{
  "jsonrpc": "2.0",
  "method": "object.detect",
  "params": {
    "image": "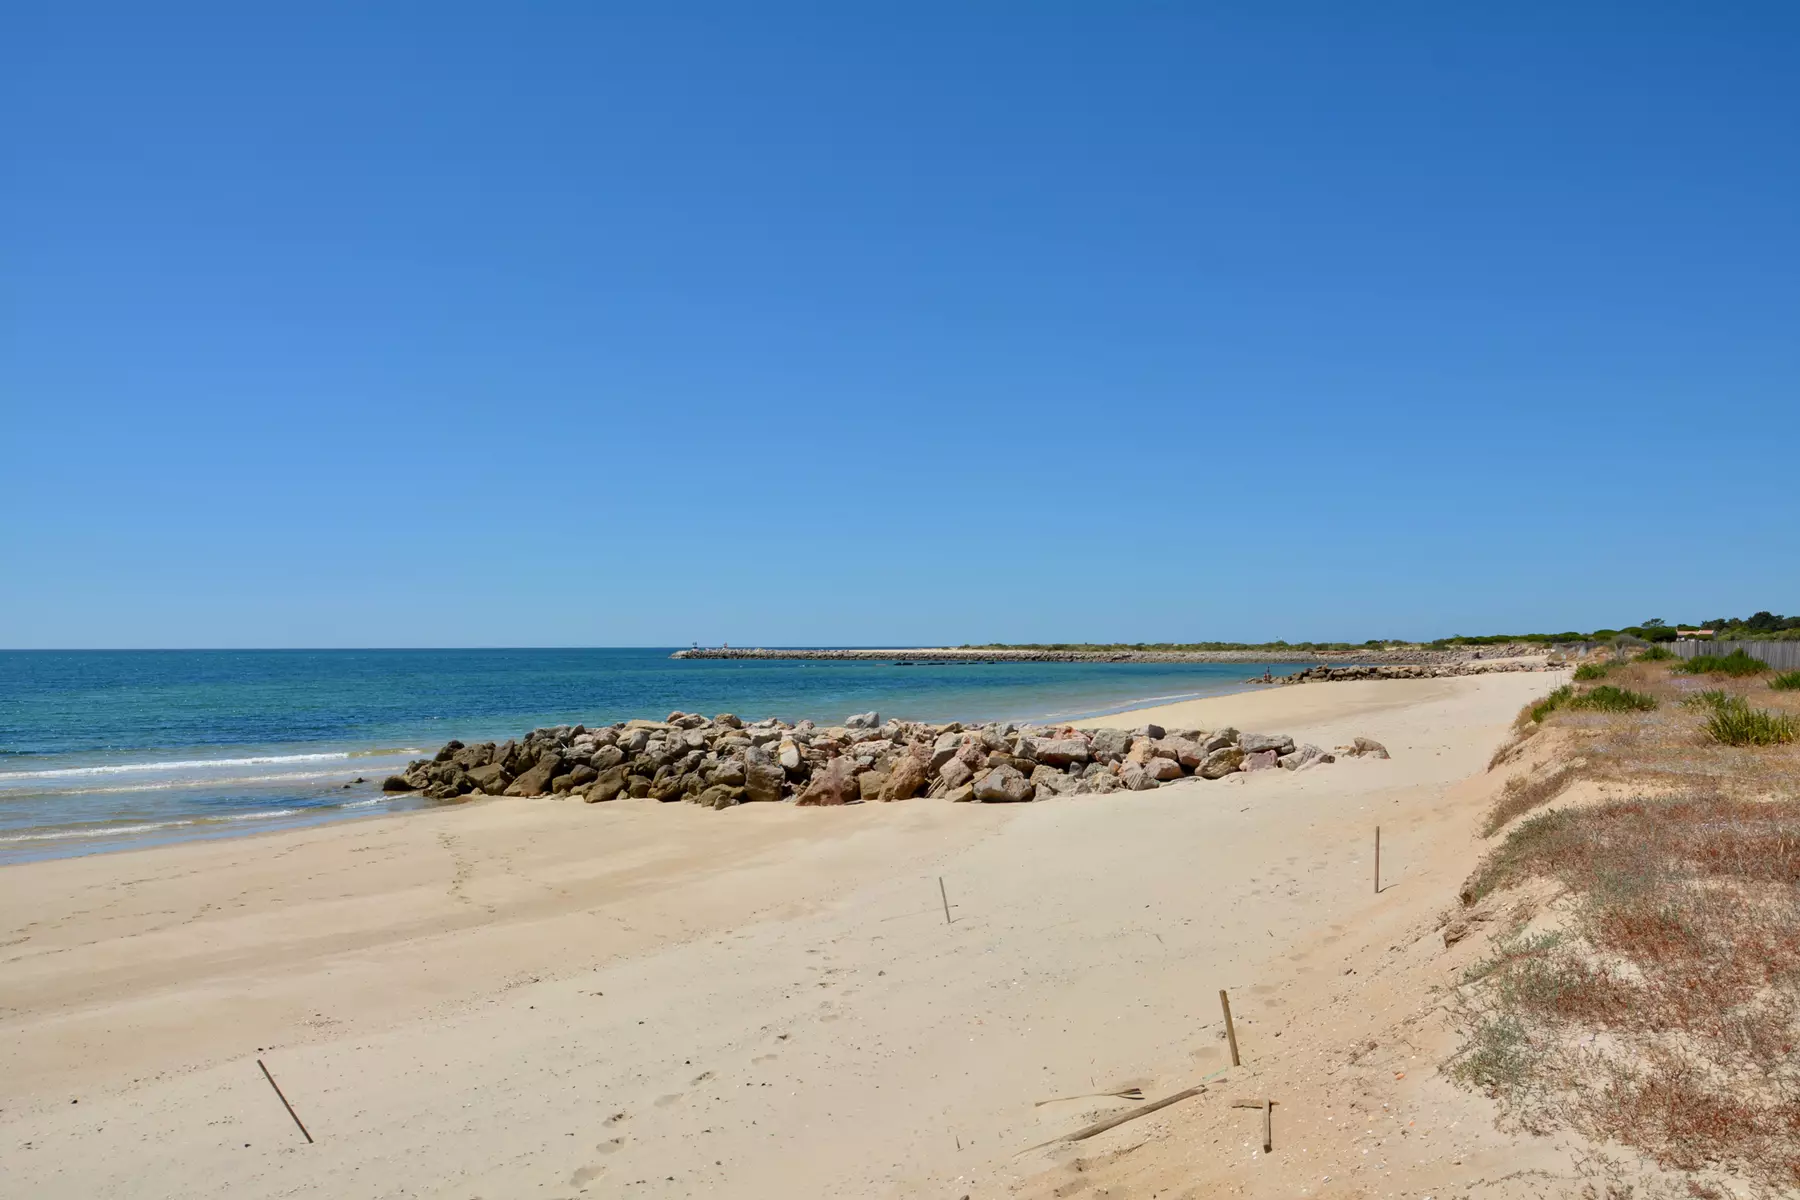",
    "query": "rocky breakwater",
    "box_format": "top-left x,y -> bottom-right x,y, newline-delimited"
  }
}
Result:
382,711 -> 1388,808
1248,659 -> 1554,686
